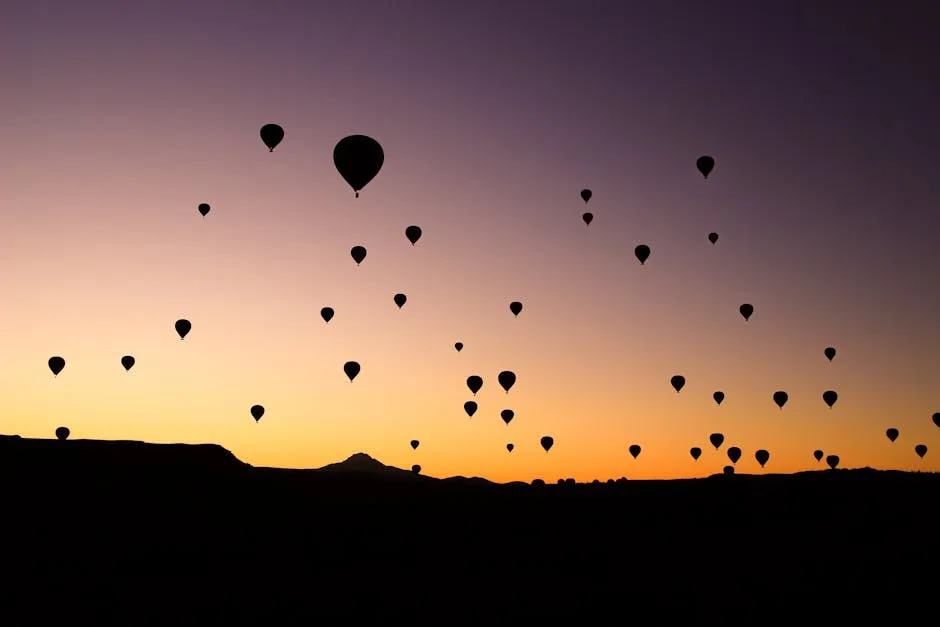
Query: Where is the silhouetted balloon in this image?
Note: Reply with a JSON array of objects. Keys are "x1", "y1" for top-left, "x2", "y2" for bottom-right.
[
  {"x1": 412, "y1": 464, "x2": 421, "y2": 475},
  {"x1": 697, "y1": 156, "x2": 715, "y2": 179},
  {"x1": 824, "y1": 347, "x2": 836, "y2": 362},
  {"x1": 259, "y1": 123, "x2": 284, "y2": 151},
  {"x1": 467, "y1": 376, "x2": 483, "y2": 395},
  {"x1": 540, "y1": 436, "x2": 554, "y2": 452},
  {"x1": 708, "y1": 232, "x2": 719, "y2": 245},
  {"x1": 175, "y1": 319, "x2": 191, "y2": 340},
  {"x1": 321, "y1": 307, "x2": 334, "y2": 323},
  {"x1": 351, "y1": 246, "x2": 367, "y2": 265},
  {"x1": 670, "y1": 375, "x2": 685, "y2": 393},
  {"x1": 914, "y1": 444, "x2": 927, "y2": 458},
  {"x1": 755, "y1": 449, "x2": 770, "y2": 468},
  {"x1": 405, "y1": 226, "x2": 422, "y2": 245},
  {"x1": 933, "y1": 413, "x2": 940, "y2": 428},
  {"x1": 55, "y1": 426, "x2": 70, "y2": 441},
  {"x1": 886, "y1": 428, "x2": 899, "y2": 442},
  {"x1": 739, "y1": 304, "x2": 754, "y2": 321},
  {"x1": 635, "y1": 245, "x2": 650, "y2": 265},
  {"x1": 121, "y1": 356, "x2": 135, "y2": 371},
  {"x1": 709, "y1": 433, "x2": 724, "y2": 449},
  {"x1": 498, "y1": 370, "x2": 516, "y2": 393},
  {"x1": 506, "y1": 443, "x2": 514, "y2": 453},
  {"x1": 197, "y1": 203, "x2": 210, "y2": 217},
  {"x1": 344, "y1": 361, "x2": 360, "y2": 382},
  {"x1": 823, "y1": 390, "x2": 838, "y2": 408},
  {"x1": 813, "y1": 449, "x2": 824, "y2": 462},
  {"x1": 690, "y1": 447, "x2": 702, "y2": 460},
  {"x1": 410, "y1": 440, "x2": 419, "y2": 450},
  {"x1": 464, "y1": 401, "x2": 478, "y2": 417},
  {"x1": 773, "y1": 391, "x2": 788, "y2": 409},
  {"x1": 454, "y1": 342, "x2": 463, "y2": 352},
  {"x1": 628, "y1": 444, "x2": 641, "y2": 459},
  {"x1": 48, "y1": 356, "x2": 65, "y2": 376},
  {"x1": 727, "y1": 446, "x2": 741, "y2": 464},
  {"x1": 580, "y1": 189, "x2": 592, "y2": 203},
  {"x1": 333, "y1": 135, "x2": 384, "y2": 197},
  {"x1": 582, "y1": 212, "x2": 593, "y2": 226},
  {"x1": 713, "y1": 391, "x2": 724, "y2": 405},
  {"x1": 723, "y1": 465, "x2": 734, "y2": 475},
  {"x1": 501, "y1": 409, "x2": 514, "y2": 425},
  {"x1": 250, "y1": 405, "x2": 264, "y2": 422},
  {"x1": 394, "y1": 293, "x2": 407, "y2": 309},
  {"x1": 509, "y1": 301, "x2": 523, "y2": 316},
  {"x1": 826, "y1": 454, "x2": 840, "y2": 469}
]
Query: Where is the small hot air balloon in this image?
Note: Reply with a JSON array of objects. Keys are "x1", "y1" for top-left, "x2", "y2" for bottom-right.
[
  {"x1": 755, "y1": 449, "x2": 770, "y2": 468},
  {"x1": 813, "y1": 449, "x2": 824, "y2": 462},
  {"x1": 351, "y1": 246, "x2": 367, "y2": 265},
  {"x1": 713, "y1": 391, "x2": 724, "y2": 405},
  {"x1": 582, "y1": 212, "x2": 593, "y2": 226},
  {"x1": 121, "y1": 356, "x2": 135, "y2": 371},
  {"x1": 739, "y1": 304, "x2": 754, "y2": 321},
  {"x1": 826, "y1": 454, "x2": 840, "y2": 469},
  {"x1": 708, "y1": 232, "x2": 719, "y2": 245},
  {"x1": 671, "y1": 375, "x2": 685, "y2": 393},
  {"x1": 55, "y1": 426, "x2": 70, "y2": 441},
  {"x1": 394, "y1": 293, "x2": 407, "y2": 309},
  {"x1": 690, "y1": 447, "x2": 702, "y2": 460},
  {"x1": 410, "y1": 440, "x2": 419, "y2": 450},
  {"x1": 344, "y1": 361, "x2": 360, "y2": 382},
  {"x1": 250, "y1": 405, "x2": 264, "y2": 422},
  {"x1": 506, "y1": 443, "x2": 514, "y2": 453},
  {"x1": 933, "y1": 412, "x2": 940, "y2": 428},
  {"x1": 727, "y1": 446, "x2": 742, "y2": 464},
  {"x1": 454, "y1": 342, "x2": 463, "y2": 352},
  {"x1": 540, "y1": 436, "x2": 554, "y2": 452},
  {"x1": 580, "y1": 189, "x2": 592, "y2": 203},
  {"x1": 886, "y1": 428, "x2": 899, "y2": 442},
  {"x1": 696, "y1": 156, "x2": 715, "y2": 179},
  {"x1": 498, "y1": 370, "x2": 516, "y2": 393},
  {"x1": 634, "y1": 245, "x2": 651, "y2": 265},
  {"x1": 509, "y1": 301, "x2": 523, "y2": 317},
  {"x1": 723, "y1": 465, "x2": 735, "y2": 475},
  {"x1": 412, "y1": 464, "x2": 421, "y2": 475},
  {"x1": 197, "y1": 203, "x2": 210, "y2": 217},
  {"x1": 175, "y1": 319, "x2": 191, "y2": 340},
  {"x1": 321, "y1": 307, "x2": 334, "y2": 323},
  {"x1": 48, "y1": 356, "x2": 66, "y2": 376},
  {"x1": 464, "y1": 401, "x2": 478, "y2": 417},
  {"x1": 333, "y1": 135, "x2": 384, "y2": 197},
  {"x1": 823, "y1": 390, "x2": 838, "y2": 408},
  {"x1": 467, "y1": 375, "x2": 483, "y2": 395},
  {"x1": 914, "y1": 444, "x2": 928, "y2": 458},
  {"x1": 773, "y1": 391, "x2": 788, "y2": 409},
  {"x1": 260, "y1": 124, "x2": 284, "y2": 152},
  {"x1": 628, "y1": 444, "x2": 641, "y2": 459},
  {"x1": 501, "y1": 409, "x2": 514, "y2": 425},
  {"x1": 824, "y1": 347, "x2": 836, "y2": 362},
  {"x1": 405, "y1": 226, "x2": 422, "y2": 245},
  {"x1": 709, "y1": 433, "x2": 725, "y2": 449}
]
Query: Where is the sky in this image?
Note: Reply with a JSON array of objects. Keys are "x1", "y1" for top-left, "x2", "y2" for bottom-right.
[{"x1": 2, "y1": 0, "x2": 939, "y2": 482}]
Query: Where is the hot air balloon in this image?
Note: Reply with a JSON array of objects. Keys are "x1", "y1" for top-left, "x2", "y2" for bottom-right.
[
  {"x1": 826, "y1": 455, "x2": 840, "y2": 469},
  {"x1": 467, "y1": 375, "x2": 483, "y2": 395},
  {"x1": 410, "y1": 440, "x2": 419, "y2": 450},
  {"x1": 824, "y1": 347, "x2": 836, "y2": 362},
  {"x1": 344, "y1": 361, "x2": 360, "y2": 382},
  {"x1": 823, "y1": 390, "x2": 838, "y2": 408},
  {"x1": 321, "y1": 307, "x2": 334, "y2": 323},
  {"x1": 501, "y1": 409, "x2": 514, "y2": 425},
  {"x1": 914, "y1": 444, "x2": 928, "y2": 458},
  {"x1": 671, "y1": 375, "x2": 685, "y2": 393},
  {"x1": 634, "y1": 245, "x2": 651, "y2": 265},
  {"x1": 333, "y1": 135, "x2": 384, "y2": 197},
  {"x1": 175, "y1": 319, "x2": 191, "y2": 340},
  {"x1": 708, "y1": 232, "x2": 719, "y2": 245},
  {"x1": 350, "y1": 246, "x2": 367, "y2": 265},
  {"x1": 739, "y1": 304, "x2": 754, "y2": 321},
  {"x1": 709, "y1": 433, "x2": 725, "y2": 449},
  {"x1": 580, "y1": 189, "x2": 592, "y2": 203},
  {"x1": 394, "y1": 293, "x2": 407, "y2": 309},
  {"x1": 582, "y1": 212, "x2": 593, "y2": 226},
  {"x1": 773, "y1": 391, "x2": 788, "y2": 409},
  {"x1": 933, "y1": 412, "x2": 940, "y2": 428},
  {"x1": 498, "y1": 370, "x2": 516, "y2": 393},
  {"x1": 506, "y1": 443, "x2": 514, "y2": 453},
  {"x1": 628, "y1": 444, "x2": 641, "y2": 459},
  {"x1": 464, "y1": 401, "x2": 478, "y2": 417},
  {"x1": 690, "y1": 447, "x2": 702, "y2": 460},
  {"x1": 540, "y1": 436, "x2": 554, "y2": 452},
  {"x1": 727, "y1": 446, "x2": 742, "y2": 464},
  {"x1": 250, "y1": 405, "x2": 264, "y2": 422},
  {"x1": 412, "y1": 464, "x2": 421, "y2": 475},
  {"x1": 55, "y1": 426, "x2": 70, "y2": 441},
  {"x1": 813, "y1": 449, "x2": 824, "y2": 462},
  {"x1": 696, "y1": 156, "x2": 715, "y2": 179},
  {"x1": 260, "y1": 124, "x2": 284, "y2": 152},
  {"x1": 48, "y1": 356, "x2": 66, "y2": 376},
  {"x1": 405, "y1": 226, "x2": 422, "y2": 245},
  {"x1": 509, "y1": 301, "x2": 523, "y2": 317},
  {"x1": 197, "y1": 203, "x2": 210, "y2": 217},
  {"x1": 886, "y1": 428, "x2": 899, "y2": 442},
  {"x1": 454, "y1": 342, "x2": 463, "y2": 352},
  {"x1": 713, "y1": 391, "x2": 725, "y2": 405},
  {"x1": 722, "y1": 465, "x2": 735, "y2": 475},
  {"x1": 121, "y1": 356, "x2": 135, "y2": 371},
  {"x1": 755, "y1": 449, "x2": 770, "y2": 468}
]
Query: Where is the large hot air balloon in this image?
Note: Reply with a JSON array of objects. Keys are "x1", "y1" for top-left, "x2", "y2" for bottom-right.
[
  {"x1": 405, "y1": 226, "x2": 422, "y2": 245},
  {"x1": 410, "y1": 440, "x2": 419, "y2": 450},
  {"x1": 634, "y1": 245, "x2": 651, "y2": 265},
  {"x1": 727, "y1": 446, "x2": 742, "y2": 464},
  {"x1": 321, "y1": 307, "x2": 334, "y2": 323},
  {"x1": 826, "y1": 454, "x2": 840, "y2": 469},
  {"x1": 198, "y1": 203, "x2": 210, "y2": 217},
  {"x1": 412, "y1": 464, "x2": 421, "y2": 475},
  {"x1": 454, "y1": 342, "x2": 463, "y2": 352},
  {"x1": 464, "y1": 401, "x2": 478, "y2": 417},
  {"x1": 709, "y1": 433, "x2": 724, "y2": 449},
  {"x1": 175, "y1": 319, "x2": 191, "y2": 340},
  {"x1": 755, "y1": 449, "x2": 770, "y2": 468},
  {"x1": 813, "y1": 449, "x2": 824, "y2": 462},
  {"x1": 773, "y1": 391, "x2": 788, "y2": 409},
  {"x1": 467, "y1": 375, "x2": 483, "y2": 395},
  {"x1": 394, "y1": 293, "x2": 407, "y2": 309},
  {"x1": 509, "y1": 301, "x2": 523, "y2": 317},
  {"x1": 886, "y1": 428, "x2": 899, "y2": 442},
  {"x1": 739, "y1": 304, "x2": 754, "y2": 321},
  {"x1": 914, "y1": 444, "x2": 928, "y2": 458},
  {"x1": 48, "y1": 356, "x2": 66, "y2": 376},
  {"x1": 333, "y1": 135, "x2": 384, "y2": 197},
  {"x1": 696, "y1": 156, "x2": 715, "y2": 179},
  {"x1": 708, "y1": 232, "x2": 719, "y2": 245},
  {"x1": 628, "y1": 444, "x2": 641, "y2": 459},
  {"x1": 55, "y1": 426, "x2": 70, "y2": 441},
  {"x1": 824, "y1": 347, "x2": 836, "y2": 362},
  {"x1": 823, "y1": 390, "x2": 838, "y2": 408},
  {"x1": 713, "y1": 391, "x2": 724, "y2": 405},
  {"x1": 498, "y1": 371, "x2": 516, "y2": 393},
  {"x1": 250, "y1": 405, "x2": 265, "y2": 422},
  {"x1": 580, "y1": 189, "x2": 592, "y2": 203},
  {"x1": 501, "y1": 409, "x2": 514, "y2": 425},
  {"x1": 722, "y1": 465, "x2": 735, "y2": 475},
  {"x1": 344, "y1": 361, "x2": 360, "y2": 382},
  {"x1": 540, "y1": 436, "x2": 554, "y2": 452},
  {"x1": 260, "y1": 124, "x2": 284, "y2": 152},
  {"x1": 351, "y1": 246, "x2": 367, "y2": 265},
  {"x1": 582, "y1": 212, "x2": 593, "y2": 226},
  {"x1": 121, "y1": 356, "x2": 135, "y2": 371},
  {"x1": 690, "y1": 447, "x2": 702, "y2": 460},
  {"x1": 670, "y1": 375, "x2": 685, "y2": 393}
]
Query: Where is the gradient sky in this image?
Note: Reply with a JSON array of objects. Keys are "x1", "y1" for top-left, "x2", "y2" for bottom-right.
[{"x1": 3, "y1": 0, "x2": 939, "y2": 481}]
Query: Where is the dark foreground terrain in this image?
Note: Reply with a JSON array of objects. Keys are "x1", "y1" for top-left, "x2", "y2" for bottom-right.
[{"x1": 1, "y1": 435, "x2": 936, "y2": 624}]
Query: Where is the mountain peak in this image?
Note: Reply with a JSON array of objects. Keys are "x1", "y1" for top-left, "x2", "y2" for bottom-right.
[{"x1": 317, "y1": 452, "x2": 398, "y2": 473}]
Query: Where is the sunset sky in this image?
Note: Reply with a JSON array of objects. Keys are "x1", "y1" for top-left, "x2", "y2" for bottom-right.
[{"x1": 3, "y1": 0, "x2": 939, "y2": 481}]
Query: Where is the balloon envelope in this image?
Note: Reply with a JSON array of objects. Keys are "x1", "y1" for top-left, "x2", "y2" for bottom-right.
[
  {"x1": 394, "y1": 293, "x2": 407, "y2": 309},
  {"x1": 344, "y1": 361, "x2": 360, "y2": 382},
  {"x1": 708, "y1": 232, "x2": 718, "y2": 244},
  {"x1": 410, "y1": 440, "x2": 419, "y2": 450},
  {"x1": 48, "y1": 356, "x2": 66, "y2": 376},
  {"x1": 773, "y1": 391, "x2": 788, "y2": 408},
  {"x1": 509, "y1": 301, "x2": 523, "y2": 316},
  {"x1": 250, "y1": 405, "x2": 264, "y2": 422},
  {"x1": 454, "y1": 342, "x2": 463, "y2": 352},
  {"x1": 260, "y1": 124, "x2": 284, "y2": 152},
  {"x1": 580, "y1": 189, "x2": 592, "y2": 203},
  {"x1": 690, "y1": 447, "x2": 702, "y2": 460},
  {"x1": 628, "y1": 444, "x2": 641, "y2": 459},
  {"x1": 540, "y1": 436, "x2": 554, "y2": 452},
  {"x1": 175, "y1": 319, "x2": 191, "y2": 339},
  {"x1": 914, "y1": 444, "x2": 927, "y2": 458},
  {"x1": 412, "y1": 464, "x2": 421, "y2": 475},
  {"x1": 727, "y1": 446, "x2": 742, "y2": 464},
  {"x1": 197, "y1": 203, "x2": 210, "y2": 217},
  {"x1": 321, "y1": 307, "x2": 334, "y2": 323},
  {"x1": 824, "y1": 347, "x2": 836, "y2": 361},
  {"x1": 886, "y1": 428, "x2": 899, "y2": 442},
  {"x1": 723, "y1": 465, "x2": 735, "y2": 475},
  {"x1": 709, "y1": 433, "x2": 724, "y2": 449},
  {"x1": 670, "y1": 375, "x2": 685, "y2": 393},
  {"x1": 755, "y1": 449, "x2": 770, "y2": 467},
  {"x1": 697, "y1": 155, "x2": 715, "y2": 178},
  {"x1": 405, "y1": 225, "x2": 422, "y2": 245},
  {"x1": 813, "y1": 449, "x2": 824, "y2": 462},
  {"x1": 713, "y1": 391, "x2": 724, "y2": 405},
  {"x1": 826, "y1": 454, "x2": 840, "y2": 469},
  {"x1": 506, "y1": 443, "x2": 514, "y2": 452},
  {"x1": 823, "y1": 390, "x2": 838, "y2": 408},
  {"x1": 351, "y1": 246, "x2": 367, "y2": 265},
  {"x1": 582, "y1": 212, "x2": 593, "y2": 226},
  {"x1": 498, "y1": 370, "x2": 516, "y2": 393},
  {"x1": 467, "y1": 375, "x2": 483, "y2": 395},
  {"x1": 501, "y1": 409, "x2": 514, "y2": 425},
  {"x1": 739, "y1": 304, "x2": 754, "y2": 321},
  {"x1": 933, "y1": 412, "x2": 940, "y2": 428},
  {"x1": 635, "y1": 245, "x2": 651, "y2": 265},
  {"x1": 55, "y1": 426, "x2": 70, "y2": 440},
  {"x1": 121, "y1": 356, "x2": 135, "y2": 371},
  {"x1": 333, "y1": 135, "x2": 384, "y2": 197},
  {"x1": 464, "y1": 401, "x2": 478, "y2": 417}
]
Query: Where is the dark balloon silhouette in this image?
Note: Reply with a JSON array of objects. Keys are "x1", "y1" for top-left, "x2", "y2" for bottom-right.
[
  {"x1": 540, "y1": 436, "x2": 554, "y2": 452},
  {"x1": 498, "y1": 370, "x2": 516, "y2": 393},
  {"x1": 690, "y1": 447, "x2": 702, "y2": 460},
  {"x1": 121, "y1": 356, "x2": 135, "y2": 371},
  {"x1": 723, "y1": 465, "x2": 734, "y2": 475},
  {"x1": 55, "y1": 426, "x2": 70, "y2": 441},
  {"x1": 501, "y1": 409, "x2": 514, "y2": 425},
  {"x1": 886, "y1": 428, "x2": 899, "y2": 442},
  {"x1": 709, "y1": 433, "x2": 724, "y2": 449},
  {"x1": 933, "y1": 412, "x2": 940, "y2": 428},
  {"x1": 260, "y1": 124, "x2": 284, "y2": 152},
  {"x1": 580, "y1": 189, "x2": 592, "y2": 203},
  {"x1": 405, "y1": 226, "x2": 422, "y2": 245},
  {"x1": 412, "y1": 464, "x2": 421, "y2": 475},
  {"x1": 708, "y1": 232, "x2": 718, "y2": 245},
  {"x1": 48, "y1": 356, "x2": 65, "y2": 376},
  {"x1": 333, "y1": 135, "x2": 384, "y2": 197},
  {"x1": 321, "y1": 307, "x2": 334, "y2": 323},
  {"x1": 628, "y1": 444, "x2": 641, "y2": 459},
  {"x1": 394, "y1": 293, "x2": 407, "y2": 309},
  {"x1": 582, "y1": 212, "x2": 593, "y2": 226},
  {"x1": 773, "y1": 391, "x2": 788, "y2": 409},
  {"x1": 739, "y1": 304, "x2": 754, "y2": 321},
  {"x1": 410, "y1": 440, "x2": 419, "y2": 450},
  {"x1": 823, "y1": 390, "x2": 838, "y2": 408},
  {"x1": 755, "y1": 449, "x2": 770, "y2": 468},
  {"x1": 175, "y1": 319, "x2": 191, "y2": 340},
  {"x1": 824, "y1": 347, "x2": 836, "y2": 362},
  {"x1": 464, "y1": 401, "x2": 478, "y2": 417},
  {"x1": 813, "y1": 449, "x2": 824, "y2": 462},
  {"x1": 454, "y1": 342, "x2": 463, "y2": 352},
  {"x1": 713, "y1": 391, "x2": 724, "y2": 405},
  {"x1": 670, "y1": 375, "x2": 685, "y2": 393},
  {"x1": 467, "y1": 376, "x2": 483, "y2": 395},
  {"x1": 506, "y1": 443, "x2": 514, "y2": 453},
  {"x1": 634, "y1": 245, "x2": 650, "y2": 265},
  {"x1": 509, "y1": 301, "x2": 523, "y2": 317},
  {"x1": 914, "y1": 444, "x2": 928, "y2": 458},
  {"x1": 696, "y1": 155, "x2": 715, "y2": 179},
  {"x1": 350, "y1": 246, "x2": 367, "y2": 265},
  {"x1": 344, "y1": 361, "x2": 360, "y2": 382},
  {"x1": 250, "y1": 405, "x2": 264, "y2": 422},
  {"x1": 727, "y1": 446, "x2": 742, "y2": 464},
  {"x1": 197, "y1": 203, "x2": 210, "y2": 217},
  {"x1": 826, "y1": 455, "x2": 840, "y2": 469}
]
